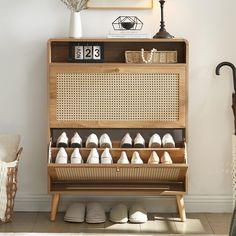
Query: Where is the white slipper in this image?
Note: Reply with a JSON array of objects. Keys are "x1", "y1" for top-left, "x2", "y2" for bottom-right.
[
  {"x1": 56, "y1": 132, "x2": 69, "y2": 148},
  {"x1": 71, "y1": 148, "x2": 83, "y2": 164},
  {"x1": 148, "y1": 151, "x2": 160, "y2": 164},
  {"x1": 71, "y1": 132, "x2": 82, "y2": 148},
  {"x1": 87, "y1": 148, "x2": 99, "y2": 164},
  {"x1": 55, "y1": 147, "x2": 68, "y2": 164},
  {"x1": 161, "y1": 151, "x2": 173, "y2": 164},
  {"x1": 86, "y1": 202, "x2": 106, "y2": 223},
  {"x1": 117, "y1": 151, "x2": 130, "y2": 164},
  {"x1": 121, "y1": 133, "x2": 132, "y2": 148},
  {"x1": 129, "y1": 204, "x2": 148, "y2": 223},
  {"x1": 110, "y1": 203, "x2": 128, "y2": 223},
  {"x1": 134, "y1": 133, "x2": 145, "y2": 148},
  {"x1": 131, "y1": 151, "x2": 143, "y2": 164},
  {"x1": 86, "y1": 133, "x2": 98, "y2": 148},
  {"x1": 101, "y1": 148, "x2": 113, "y2": 164},
  {"x1": 162, "y1": 133, "x2": 175, "y2": 148},
  {"x1": 99, "y1": 133, "x2": 112, "y2": 148},
  {"x1": 64, "y1": 202, "x2": 85, "y2": 223},
  {"x1": 148, "y1": 134, "x2": 161, "y2": 148}
]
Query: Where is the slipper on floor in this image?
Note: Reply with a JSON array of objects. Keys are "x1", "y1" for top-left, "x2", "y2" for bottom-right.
[
  {"x1": 86, "y1": 202, "x2": 106, "y2": 223},
  {"x1": 129, "y1": 204, "x2": 148, "y2": 223},
  {"x1": 109, "y1": 203, "x2": 128, "y2": 223},
  {"x1": 64, "y1": 202, "x2": 86, "y2": 223}
]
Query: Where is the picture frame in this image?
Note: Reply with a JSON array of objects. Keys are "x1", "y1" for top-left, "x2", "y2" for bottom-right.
[{"x1": 87, "y1": 0, "x2": 153, "y2": 9}]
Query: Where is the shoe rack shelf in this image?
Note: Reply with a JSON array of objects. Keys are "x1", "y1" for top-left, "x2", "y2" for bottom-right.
[{"x1": 47, "y1": 38, "x2": 189, "y2": 222}]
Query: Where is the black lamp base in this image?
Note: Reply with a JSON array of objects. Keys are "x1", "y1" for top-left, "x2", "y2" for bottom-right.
[{"x1": 153, "y1": 29, "x2": 174, "y2": 39}]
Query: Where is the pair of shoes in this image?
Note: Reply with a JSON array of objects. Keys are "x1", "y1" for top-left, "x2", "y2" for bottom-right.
[
  {"x1": 87, "y1": 148, "x2": 113, "y2": 164},
  {"x1": 110, "y1": 203, "x2": 147, "y2": 224},
  {"x1": 55, "y1": 147, "x2": 83, "y2": 164},
  {"x1": 64, "y1": 202, "x2": 106, "y2": 223},
  {"x1": 56, "y1": 132, "x2": 82, "y2": 148},
  {"x1": 149, "y1": 133, "x2": 175, "y2": 148},
  {"x1": 117, "y1": 151, "x2": 143, "y2": 164},
  {"x1": 148, "y1": 151, "x2": 173, "y2": 164},
  {"x1": 86, "y1": 133, "x2": 112, "y2": 148},
  {"x1": 121, "y1": 133, "x2": 145, "y2": 148}
]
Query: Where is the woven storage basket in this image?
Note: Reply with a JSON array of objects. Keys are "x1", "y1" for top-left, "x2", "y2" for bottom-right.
[
  {"x1": 0, "y1": 148, "x2": 22, "y2": 223},
  {"x1": 125, "y1": 50, "x2": 177, "y2": 64}
]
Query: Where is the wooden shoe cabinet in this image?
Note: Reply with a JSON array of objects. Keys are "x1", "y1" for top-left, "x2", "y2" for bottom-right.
[{"x1": 47, "y1": 38, "x2": 189, "y2": 222}]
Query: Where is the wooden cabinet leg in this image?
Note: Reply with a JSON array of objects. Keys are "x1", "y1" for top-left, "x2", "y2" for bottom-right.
[
  {"x1": 176, "y1": 194, "x2": 186, "y2": 222},
  {"x1": 50, "y1": 193, "x2": 60, "y2": 221}
]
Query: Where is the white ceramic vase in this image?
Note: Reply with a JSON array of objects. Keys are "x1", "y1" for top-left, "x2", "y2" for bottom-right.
[{"x1": 69, "y1": 12, "x2": 82, "y2": 38}]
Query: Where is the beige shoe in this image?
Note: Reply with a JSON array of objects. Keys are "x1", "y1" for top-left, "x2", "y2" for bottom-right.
[
  {"x1": 131, "y1": 151, "x2": 143, "y2": 164},
  {"x1": 117, "y1": 151, "x2": 130, "y2": 164},
  {"x1": 101, "y1": 148, "x2": 113, "y2": 164},
  {"x1": 110, "y1": 203, "x2": 128, "y2": 223},
  {"x1": 134, "y1": 133, "x2": 145, "y2": 148},
  {"x1": 55, "y1": 147, "x2": 68, "y2": 164},
  {"x1": 161, "y1": 151, "x2": 173, "y2": 164},
  {"x1": 121, "y1": 133, "x2": 132, "y2": 148},
  {"x1": 148, "y1": 151, "x2": 160, "y2": 164},
  {"x1": 71, "y1": 148, "x2": 83, "y2": 164},
  {"x1": 99, "y1": 133, "x2": 112, "y2": 148},
  {"x1": 87, "y1": 148, "x2": 99, "y2": 164},
  {"x1": 56, "y1": 132, "x2": 68, "y2": 148},
  {"x1": 86, "y1": 133, "x2": 98, "y2": 148},
  {"x1": 129, "y1": 204, "x2": 148, "y2": 223},
  {"x1": 148, "y1": 134, "x2": 161, "y2": 148},
  {"x1": 71, "y1": 132, "x2": 82, "y2": 148},
  {"x1": 162, "y1": 133, "x2": 175, "y2": 148}
]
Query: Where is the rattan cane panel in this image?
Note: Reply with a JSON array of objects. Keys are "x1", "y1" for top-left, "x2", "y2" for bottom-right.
[
  {"x1": 54, "y1": 166, "x2": 181, "y2": 182},
  {"x1": 56, "y1": 73, "x2": 180, "y2": 121}
]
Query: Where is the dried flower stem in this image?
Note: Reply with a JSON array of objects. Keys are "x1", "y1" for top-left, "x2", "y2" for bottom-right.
[{"x1": 60, "y1": 0, "x2": 89, "y2": 12}]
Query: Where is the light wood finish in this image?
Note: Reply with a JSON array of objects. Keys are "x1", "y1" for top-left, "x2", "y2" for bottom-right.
[
  {"x1": 176, "y1": 195, "x2": 186, "y2": 222},
  {"x1": 50, "y1": 193, "x2": 60, "y2": 221}
]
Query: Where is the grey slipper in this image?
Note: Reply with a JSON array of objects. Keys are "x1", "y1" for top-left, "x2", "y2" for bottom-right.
[
  {"x1": 64, "y1": 202, "x2": 85, "y2": 223},
  {"x1": 86, "y1": 202, "x2": 106, "y2": 224},
  {"x1": 109, "y1": 203, "x2": 128, "y2": 223},
  {"x1": 129, "y1": 204, "x2": 148, "y2": 223}
]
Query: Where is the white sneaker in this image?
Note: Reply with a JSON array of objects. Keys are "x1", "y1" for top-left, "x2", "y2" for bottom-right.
[
  {"x1": 87, "y1": 148, "x2": 99, "y2": 164},
  {"x1": 131, "y1": 151, "x2": 143, "y2": 164},
  {"x1": 101, "y1": 148, "x2": 113, "y2": 164},
  {"x1": 99, "y1": 133, "x2": 112, "y2": 148},
  {"x1": 56, "y1": 132, "x2": 69, "y2": 148},
  {"x1": 86, "y1": 133, "x2": 98, "y2": 148},
  {"x1": 134, "y1": 133, "x2": 145, "y2": 148},
  {"x1": 148, "y1": 151, "x2": 160, "y2": 164},
  {"x1": 55, "y1": 147, "x2": 68, "y2": 164},
  {"x1": 71, "y1": 148, "x2": 83, "y2": 164},
  {"x1": 161, "y1": 151, "x2": 173, "y2": 164},
  {"x1": 121, "y1": 133, "x2": 132, "y2": 148},
  {"x1": 71, "y1": 132, "x2": 82, "y2": 148},
  {"x1": 148, "y1": 134, "x2": 161, "y2": 148},
  {"x1": 162, "y1": 133, "x2": 175, "y2": 148},
  {"x1": 117, "y1": 151, "x2": 130, "y2": 164}
]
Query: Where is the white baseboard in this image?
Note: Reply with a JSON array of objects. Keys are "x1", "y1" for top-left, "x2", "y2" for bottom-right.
[{"x1": 13, "y1": 194, "x2": 234, "y2": 213}]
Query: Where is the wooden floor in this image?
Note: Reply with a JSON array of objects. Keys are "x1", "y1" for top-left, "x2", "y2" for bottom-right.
[{"x1": 0, "y1": 212, "x2": 231, "y2": 234}]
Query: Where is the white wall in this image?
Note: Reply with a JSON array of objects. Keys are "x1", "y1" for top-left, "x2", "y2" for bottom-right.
[{"x1": 0, "y1": 0, "x2": 236, "y2": 212}]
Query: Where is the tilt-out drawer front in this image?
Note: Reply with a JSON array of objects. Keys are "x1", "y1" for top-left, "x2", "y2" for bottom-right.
[{"x1": 48, "y1": 164, "x2": 188, "y2": 183}]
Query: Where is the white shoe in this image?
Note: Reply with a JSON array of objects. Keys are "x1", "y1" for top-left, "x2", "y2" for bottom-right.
[
  {"x1": 71, "y1": 148, "x2": 83, "y2": 164},
  {"x1": 117, "y1": 151, "x2": 130, "y2": 164},
  {"x1": 134, "y1": 133, "x2": 145, "y2": 148},
  {"x1": 121, "y1": 133, "x2": 132, "y2": 148},
  {"x1": 56, "y1": 132, "x2": 68, "y2": 148},
  {"x1": 86, "y1": 133, "x2": 98, "y2": 148},
  {"x1": 131, "y1": 151, "x2": 143, "y2": 164},
  {"x1": 148, "y1": 151, "x2": 160, "y2": 164},
  {"x1": 99, "y1": 133, "x2": 112, "y2": 148},
  {"x1": 71, "y1": 132, "x2": 82, "y2": 148},
  {"x1": 87, "y1": 148, "x2": 99, "y2": 164},
  {"x1": 162, "y1": 133, "x2": 175, "y2": 148},
  {"x1": 55, "y1": 147, "x2": 68, "y2": 164},
  {"x1": 161, "y1": 151, "x2": 173, "y2": 164},
  {"x1": 101, "y1": 148, "x2": 113, "y2": 164},
  {"x1": 149, "y1": 134, "x2": 161, "y2": 148}
]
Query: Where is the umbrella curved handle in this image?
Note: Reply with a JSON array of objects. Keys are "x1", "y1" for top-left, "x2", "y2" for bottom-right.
[{"x1": 216, "y1": 62, "x2": 236, "y2": 92}]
